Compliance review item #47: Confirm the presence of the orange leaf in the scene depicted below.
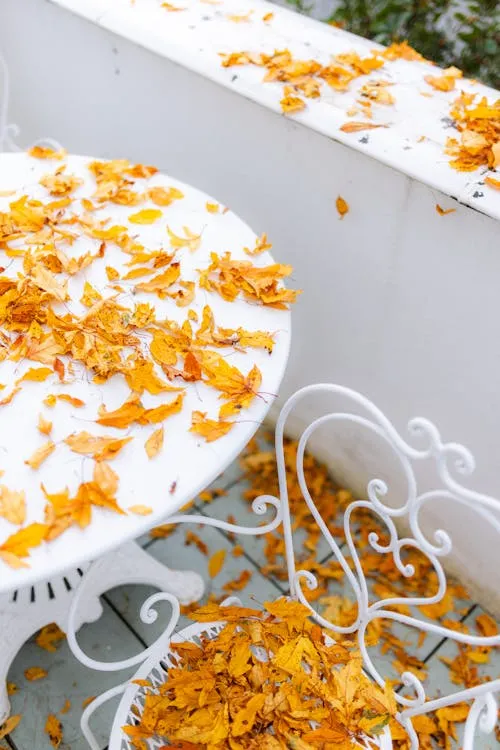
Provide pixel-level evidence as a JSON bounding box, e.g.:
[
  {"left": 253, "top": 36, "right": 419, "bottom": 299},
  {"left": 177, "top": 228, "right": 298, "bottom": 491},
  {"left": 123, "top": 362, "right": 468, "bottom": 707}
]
[
  {"left": 25, "top": 441, "right": 56, "bottom": 469},
  {"left": 280, "top": 95, "right": 306, "bottom": 114},
  {"left": 64, "top": 431, "right": 132, "bottom": 461},
  {"left": 208, "top": 548, "right": 226, "bottom": 578},
  {"left": 190, "top": 411, "right": 235, "bottom": 442},
  {"left": 38, "top": 414, "right": 53, "bottom": 435},
  {"left": 0, "top": 485, "right": 26, "bottom": 525},
  {"left": 16, "top": 366, "right": 53, "bottom": 385},
  {"left": 340, "top": 121, "right": 387, "bottom": 133},
  {"left": 45, "top": 713, "right": 62, "bottom": 748},
  {"left": 336, "top": 196, "right": 349, "bottom": 218},
  {"left": 24, "top": 667, "right": 48, "bottom": 681},
  {"left": 436, "top": 204, "right": 456, "bottom": 216},
  {"left": 485, "top": 176, "right": 500, "bottom": 190}
]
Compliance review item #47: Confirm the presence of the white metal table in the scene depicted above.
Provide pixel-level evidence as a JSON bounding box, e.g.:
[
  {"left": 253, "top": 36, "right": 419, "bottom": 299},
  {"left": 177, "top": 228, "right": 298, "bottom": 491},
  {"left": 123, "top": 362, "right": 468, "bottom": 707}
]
[{"left": 0, "top": 151, "right": 292, "bottom": 722}]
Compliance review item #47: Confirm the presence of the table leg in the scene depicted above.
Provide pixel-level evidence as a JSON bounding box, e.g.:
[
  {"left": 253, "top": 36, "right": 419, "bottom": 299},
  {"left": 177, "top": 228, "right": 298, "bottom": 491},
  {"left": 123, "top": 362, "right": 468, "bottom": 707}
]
[{"left": 0, "top": 541, "right": 204, "bottom": 723}]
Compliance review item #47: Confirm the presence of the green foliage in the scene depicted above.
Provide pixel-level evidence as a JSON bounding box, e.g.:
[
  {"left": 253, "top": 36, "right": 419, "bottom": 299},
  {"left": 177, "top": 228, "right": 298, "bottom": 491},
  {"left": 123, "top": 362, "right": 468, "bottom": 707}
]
[{"left": 287, "top": 0, "right": 500, "bottom": 88}]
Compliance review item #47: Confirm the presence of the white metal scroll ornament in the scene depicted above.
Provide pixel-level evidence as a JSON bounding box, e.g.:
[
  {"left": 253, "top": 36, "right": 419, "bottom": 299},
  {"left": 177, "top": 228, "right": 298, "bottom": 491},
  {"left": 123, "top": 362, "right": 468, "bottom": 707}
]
[{"left": 276, "top": 384, "right": 500, "bottom": 749}]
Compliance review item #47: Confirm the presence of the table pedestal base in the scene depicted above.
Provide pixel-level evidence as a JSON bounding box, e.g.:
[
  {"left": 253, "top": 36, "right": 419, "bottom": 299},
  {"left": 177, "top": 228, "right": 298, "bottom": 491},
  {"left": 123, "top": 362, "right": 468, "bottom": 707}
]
[{"left": 0, "top": 540, "right": 205, "bottom": 723}]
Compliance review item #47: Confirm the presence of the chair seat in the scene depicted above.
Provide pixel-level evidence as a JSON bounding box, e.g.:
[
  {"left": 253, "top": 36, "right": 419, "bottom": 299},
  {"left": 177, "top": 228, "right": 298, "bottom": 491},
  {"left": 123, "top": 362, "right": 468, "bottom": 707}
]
[{"left": 109, "top": 618, "right": 392, "bottom": 750}]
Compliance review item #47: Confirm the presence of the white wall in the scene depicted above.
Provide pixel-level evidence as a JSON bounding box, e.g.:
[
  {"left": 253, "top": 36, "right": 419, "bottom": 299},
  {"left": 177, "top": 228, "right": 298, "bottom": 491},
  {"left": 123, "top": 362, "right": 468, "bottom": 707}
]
[{"left": 2, "top": 0, "right": 500, "bottom": 612}]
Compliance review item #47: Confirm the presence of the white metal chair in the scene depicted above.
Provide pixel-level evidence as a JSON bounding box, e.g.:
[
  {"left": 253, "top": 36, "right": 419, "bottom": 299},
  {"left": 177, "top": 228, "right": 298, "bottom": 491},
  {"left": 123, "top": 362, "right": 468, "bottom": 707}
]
[{"left": 69, "top": 384, "right": 500, "bottom": 749}]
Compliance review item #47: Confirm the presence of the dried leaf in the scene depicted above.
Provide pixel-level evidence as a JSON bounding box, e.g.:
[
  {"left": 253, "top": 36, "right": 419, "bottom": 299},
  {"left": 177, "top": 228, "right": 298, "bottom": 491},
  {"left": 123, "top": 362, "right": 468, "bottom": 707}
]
[
  {"left": 485, "top": 176, "right": 500, "bottom": 190},
  {"left": 190, "top": 411, "right": 235, "bottom": 442},
  {"left": 44, "top": 713, "right": 62, "bottom": 748},
  {"left": 436, "top": 204, "right": 456, "bottom": 216},
  {"left": 25, "top": 441, "right": 56, "bottom": 469},
  {"left": 24, "top": 667, "right": 48, "bottom": 681},
  {"left": 340, "top": 121, "right": 388, "bottom": 132},
  {"left": 280, "top": 94, "right": 306, "bottom": 114},
  {"left": 38, "top": 414, "right": 53, "bottom": 435},
  {"left": 64, "top": 431, "right": 133, "bottom": 461},
  {"left": 144, "top": 427, "right": 164, "bottom": 458},
  {"left": 336, "top": 196, "right": 349, "bottom": 218},
  {"left": 128, "top": 209, "right": 163, "bottom": 224},
  {"left": 208, "top": 548, "right": 226, "bottom": 578},
  {"left": 36, "top": 624, "right": 66, "bottom": 652},
  {"left": 128, "top": 505, "right": 153, "bottom": 515},
  {"left": 0, "top": 715, "right": 21, "bottom": 739}
]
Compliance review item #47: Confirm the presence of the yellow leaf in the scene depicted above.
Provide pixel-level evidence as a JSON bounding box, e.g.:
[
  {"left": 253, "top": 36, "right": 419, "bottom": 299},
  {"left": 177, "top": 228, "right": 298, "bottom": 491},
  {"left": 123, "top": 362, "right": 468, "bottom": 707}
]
[
  {"left": 128, "top": 209, "right": 163, "bottom": 225},
  {"left": 128, "top": 505, "right": 153, "bottom": 515},
  {"left": 144, "top": 427, "right": 164, "bottom": 458},
  {"left": 38, "top": 414, "right": 53, "bottom": 435},
  {"left": 28, "top": 145, "right": 65, "bottom": 159},
  {"left": 135, "top": 263, "right": 181, "bottom": 295},
  {"left": 35, "top": 624, "right": 66, "bottom": 652},
  {"left": 190, "top": 411, "right": 235, "bottom": 442},
  {"left": 485, "top": 176, "right": 500, "bottom": 190},
  {"left": 0, "top": 715, "right": 22, "bottom": 739},
  {"left": 25, "top": 441, "right": 56, "bottom": 469},
  {"left": 30, "top": 265, "right": 68, "bottom": 302},
  {"left": 0, "top": 485, "right": 26, "bottom": 525},
  {"left": 232, "top": 693, "right": 265, "bottom": 736},
  {"left": 148, "top": 186, "right": 184, "bottom": 206},
  {"left": 0, "top": 522, "right": 48, "bottom": 560},
  {"left": 336, "top": 196, "right": 349, "bottom": 218},
  {"left": 93, "top": 462, "right": 120, "bottom": 497},
  {"left": 167, "top": 226, "right": 202, "bottom": 252},
  {"left": 208, "top": 548, "right": 226, "bottom": 578},
  {"left": 16, "top": 367, "right": 53, "bottom": 385},
  {"left": 24, "top": 667, "right": 48, "bottom": 681},
  {"left": 64, "top": 431, "right": 132, "bottom": 461},
  {"left": 280, "top": 94, "right": 306, "bottom": 114}
]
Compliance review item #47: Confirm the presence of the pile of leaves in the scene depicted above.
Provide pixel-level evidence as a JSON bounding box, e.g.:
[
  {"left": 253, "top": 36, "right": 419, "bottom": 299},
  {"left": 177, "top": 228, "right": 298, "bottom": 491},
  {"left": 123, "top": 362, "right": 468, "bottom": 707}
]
[
  {"left": 125, "top": 598, "right": 397, "bottom": 749},
  {"left": 0, "top": 149, "right": 298, "bottom": 569},
  {"left": 220, "top": 40, "right": 499, "bottom": 181},
  {"left": 238, "top": 435, "right": 500, "bottom": 748}
]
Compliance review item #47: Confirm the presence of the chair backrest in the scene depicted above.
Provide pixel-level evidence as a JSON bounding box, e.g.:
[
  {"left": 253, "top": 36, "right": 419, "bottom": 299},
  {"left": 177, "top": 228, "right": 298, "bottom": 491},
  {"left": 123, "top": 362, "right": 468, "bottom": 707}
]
[{"left": 273, "top": 384, "right": 500, "bottom": 749}]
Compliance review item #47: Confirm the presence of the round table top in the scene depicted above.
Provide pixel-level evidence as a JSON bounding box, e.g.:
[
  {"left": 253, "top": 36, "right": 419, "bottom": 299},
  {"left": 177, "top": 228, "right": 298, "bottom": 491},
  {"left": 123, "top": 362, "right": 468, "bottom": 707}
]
[{"left": 0, "top": 151, "right": 292, "bottom": 594}]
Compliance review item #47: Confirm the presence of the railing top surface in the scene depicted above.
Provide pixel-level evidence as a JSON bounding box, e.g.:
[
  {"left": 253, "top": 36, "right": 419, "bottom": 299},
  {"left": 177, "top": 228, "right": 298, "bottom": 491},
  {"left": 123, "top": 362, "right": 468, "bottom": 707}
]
[{"left": 48, "top": 0, "right": 500, "bottom": 222}]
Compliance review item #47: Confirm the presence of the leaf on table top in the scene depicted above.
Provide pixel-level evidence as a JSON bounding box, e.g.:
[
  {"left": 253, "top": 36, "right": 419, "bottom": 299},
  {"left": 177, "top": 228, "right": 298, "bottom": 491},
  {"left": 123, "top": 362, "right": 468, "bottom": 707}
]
[
  {"left": 145, "top": 427, "right": 164, "bottom": 458},
  {"left": 128, "top": 209, "right": 163, "bottom": 225},
  {"left": 0, "top": 485, "right": 26, "bottom": 525},
  {"left": 64, "top": 432, "right": 132, "bottom": 461},
  {"left": 190, "top": 411, "right": 235, "bottom": 442},
  {"left": 38, "top": 414, "right": 53, "bottom": 435},
  {"left": 25, "top": 441, "right": 56, "bottom": 469}
]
